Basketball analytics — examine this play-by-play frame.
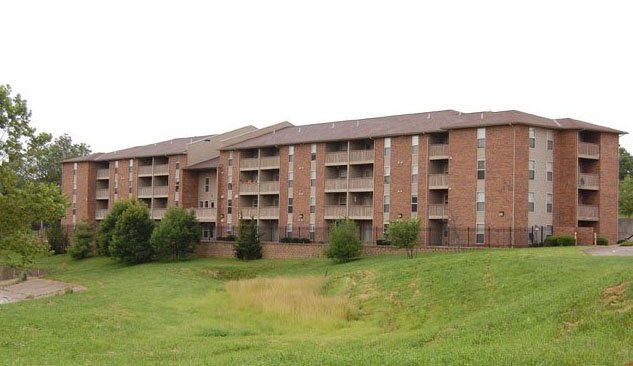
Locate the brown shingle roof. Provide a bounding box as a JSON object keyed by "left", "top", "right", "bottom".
{"left": 222, "top": 110, "right": 626, "bottom": 149}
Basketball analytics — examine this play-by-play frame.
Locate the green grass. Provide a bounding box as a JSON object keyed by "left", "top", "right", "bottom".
{"left": 2, "top": 247, "right": 633, "bottom": 365}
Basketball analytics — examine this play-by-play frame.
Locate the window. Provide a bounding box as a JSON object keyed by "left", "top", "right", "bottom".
{"left": 476, "top": 224, "right": 485, "bottom": 244}
{"left": 287, "top": 224, "right": 293, "bottom": 235}
{"left": 288, "top": 145, "right": 294, "bottom": 162}
{"left": 310, "top": 170, "right": 316, "bottom": 187}
{"left": 477, "top": 128, "right": 486, "bottom": 148}
{"left": 251, "top": 197, "right": 258, "bottom": 207}
{"left": 384, "top": 137, "right": 391, "bottom": 156}
{"left": 383, "top": 195, "right": 390, "bottom": 213}
{"left": 227, "top": 223, "right": 233, "bottom": 235}
{"left": 227, "top": 182, "right": 233, "bottom": 191}
{"left": 529, "top": 127, "right": 536, "bottom": 148}
{"left": 288, "top": 197, "right": 293, "bottom": 213}
{"left": 529, "top": 160, "right": 535, "bottom": 180}
{"left": 545, "top": 225, "right": 553, "bottom": 237}
{"left": 384, "top": 167, "right": 390, "bottom": 184}
{"left": 199, "top": 201, "right": 204, "bottom": 208}
{"left": 476, "top": 192, "right": 485, "bottom": 212}
{"left": 309, "top": 224, "right": 315, "bottom": 241}
{"left": 114, "top": 161, "right": 118, "bottom": 174}
{"left": 227, "top": 199, "right": 232, "bottom": 214}
{"left": 528, "top": 192, "right": 535, "bottom": 212}
{"left": 175, "top": 179, "right": 180, "bottom": 192}
{"left": 412, "top": 135, "right": 419, "bottom": 155}
{"left": 204, "top": 201, "right": 209, "bottom": 208}
{"left": 129, "top": 159, "right": 133, "bottom": 168}
{"left": 546, "top": 162, "right": 553, "bottom": 182}
{"left": 205, "top": 177, "right": 210, "bottom": 192}
{"left": 288, "top": 171, "right": 294, "bottom": 188}
{"left": 310, "top": 196, "right": 316, "bottom": 214}
{"left": 411, "top": 195, "right": 418, "bottom": 212}
{"left": 477, "top": 160, "right": 485, "bottom": 180}
{"left": 546, "top": 193, "right": 553, "bottom": 213}
{"left": 547, "top": 131, "right": 553, "bottom": 151}
{"left": 311, "top": 143, "right": 317, "bottom": 161}
{"left": 128, "top": 185, "right": 132, "bottom": 194}
{"left": 175, "top": 156, "right": 180, "bottom": 170}
{"left": 412, "top": 165, "right": 418, "bottom": 184}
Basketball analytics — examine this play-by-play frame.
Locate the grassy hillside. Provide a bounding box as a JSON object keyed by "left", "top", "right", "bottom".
{"left": 1, "top": 247, "right": 633, "bottom": 365}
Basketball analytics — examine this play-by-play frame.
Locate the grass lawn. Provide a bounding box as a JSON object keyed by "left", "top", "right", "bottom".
{"left": 2, "top": 247, "right": 633, "bottom": 365}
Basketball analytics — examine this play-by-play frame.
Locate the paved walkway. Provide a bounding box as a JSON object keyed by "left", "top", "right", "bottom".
{"left": 584, "top": 246, "right": 633, "bottom": 256}
{"left": 0, "top": 278, "right": 85, "bottom": 304}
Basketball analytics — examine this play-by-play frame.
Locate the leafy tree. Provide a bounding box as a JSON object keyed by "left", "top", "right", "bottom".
{"left": 69, "top": 221, "right": 95, "bottom": 260}
{"left": 110, "top": 201, "right": 154, "bottom": 264}
{"left": 620, "top": 147, "right": 633, "bottom": 180}
{"left": 234, "top": 216, "right": 262, "bottom": 260}
{"left": 47, "top": 221, "right": 70, "bottom": 254}
{"left": 325, "top": 218, "right": 362, "bottom": 263}
{"left": 386, "top": 218, "right": 421, "bottom": 258}
{"left": 29, "top": 133, "right": 91, "bottom": 185}
{"left": 97, "top": 199, "right": 136, "bottom": 256}
{"left": 620, "top": 176, "right": 633, "bottom": 218}
{"left": 151, "top": 207, "right": 201, "bottom": 260}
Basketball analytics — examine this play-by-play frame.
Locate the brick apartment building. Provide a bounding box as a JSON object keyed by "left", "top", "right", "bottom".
{"left": 62, "top": 110, "right": 624, "bottom": 246}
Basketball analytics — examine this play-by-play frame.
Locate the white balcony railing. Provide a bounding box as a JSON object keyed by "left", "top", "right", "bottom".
{"left": 325, "top": 151, "right": 348, "bottom": 165}
{"left": 153, "top": 164, "right": 169, "bottom": 175}
{"left": 153, "top": 185, "right": 168, "bottom": 197}
{"left": 240, "top": 158, "right": 259, "bottom": 170}
{"left": 349, "top": 149, "right": 374, "bottom": 163}
{"left": 348, "top": 177, "right": 374, "bottom": 191}
{"left": 96, "top": 188, "right": 109, "bottom": 200}
{"left": 138, "top": 165, "right": 153, "bottom": 176}
{"left": 325, "top": 205, "right": 347, "bottom": 218}
{"left": 325, "top": 179, "right": 348, "bottom": 191}
{"left": 259, "top": 206, "right": 279, "bottom": 219}
{"left": 194, "top": 208, "right": 217, "bottom": 221}
{"left": 95, "top": 209, "right": 108, "bottom": 220}
{"left": 152, "top": 209, "right": 167, "bottom": 220}
{"left": 259, "top": 156, "right": 280, "bottom": 169}
{"left": 259, "top": 181, "right": 280, "bottom": 194}
{"left": 96, "top": 169, "right": 110, "bottom": 179}
{"left": 429, "top": 144, "right": 449, "bottom": 159}
{"left": 578, "top": 174, "right": 600, "bottom": 190}
{"left": 240, "top": 182, "right": 259, "bottom": 194}
{"left": 429, "top": 174, "right": 449, "bottom": 189}
{"left": 241, "top": 207, "right": 258, "bottom": 218}
{"left": 137, "top": 186, "right": 153, "bottom": 197}
{"left": 349, "top": 205, "right": 373, "bottom": 218}
{"left": 578, "top": 142, "right": 600, "bottom": 159}
{"left": 578, "top": 205, "right": 599, "bottom": 221}
{"left": 429, "top": 204, "right": 448, "bottom": 219}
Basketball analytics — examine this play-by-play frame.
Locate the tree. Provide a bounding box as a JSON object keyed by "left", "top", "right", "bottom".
{"left": 151, "top": 207, "right": 201, "bottom": 260}
{"left": 325, "top": 218, "right": 362, "bottom": 263}
{"left": 234, "top": 216, "right": 262, "bottom": 260}
{"left": 29, "top": 133, "right": 91, "bottom": 185}
{"left": 110, "top": 201, "right": 154, "bottom": 264}
{"left": 620, "top": 176, "right": 633, "bottom": 218}
{"left": 620, "top": 147, "right": 633, "bottom": 180}
{"left": 47, "top": 221, "right": 70, "bottom": 254}
{"left": 68, "top": 221, "right": 95, "bottom": 260}
{"left": 386, "top": 218, "right": 421, "bottom": 258}
{"left": 97, "top": 199, "right": 136, "bottom": 256}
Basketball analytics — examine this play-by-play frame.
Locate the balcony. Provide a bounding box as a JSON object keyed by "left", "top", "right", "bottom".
{"left": 429, "top": 144, "right": 449, "bottom": 159}
{"left": 349, "top": 150, "right": 374, "bottom": 164}
{"left": 325, "top": 151, "right": 348, "bottom": 165}
{"left": 240, "top": 158, "right": 259, "bottom": 170}
{"left": 194, "top": 208, "right": 217, "bottom": 221}
{"left": 349, "top": 205, "right": 373, "bottom": 219}
{"left": 348, "top": 177, "right": 374, "bottom": 191}
{"left": 325, "top": 179, "right": 348, "bottom": 192}
{"left": 153, "top": 185, "right": 169, "bottom": 197}
{"left": 259, "top": 181, "right": 280, "bottom": 194}
{"left": 152, "top": 209, "right": 167, "bottom": 220}
{"left": 240, "top": 182, "right": 258, "bottom": 194}
{"left": 429, "top": 174, "right": 449, "bottom": 189}
{"left": 153, "top": 164, "right": 169, "bottom": 175}
{"left": 578, "top": 142, "right": 600, "bottom": 159}
{"left": 95, "top": 209, "right": 108, "bottom": 220}
{"left": 325, "top": 205, "right": 347, "bottom": 219}
{"left": 578, "top": 205, "right": 599, "bottom": 221}
{"left": 96, "top": 169, "right": 110, "bottom": 179}
{"left": 578, "top": 174, "right": 600, "bottom": 190}
{"left": 96, "top": 188, "right": 109, "bottom": 200}
{"left": 138, "top": 186, "right": 153, "bottom": 198}
{"left": 241, "top": 207, "right": 258, "bottom": 218}
{"left": 259, "top": 206, "right": 279, "bottom": 219}
{"left": 429, "top": 204, "right": 448, "bottom": 219}
{"left": 260, "top": 156, "right": 280, "bottom": 169}
{"left": 138, "top": 165, "right": 153, "bottom": 176}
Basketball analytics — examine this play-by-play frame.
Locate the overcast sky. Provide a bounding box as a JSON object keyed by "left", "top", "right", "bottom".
{"left": 2, "top": 0, "right": 631, "bottom": 153}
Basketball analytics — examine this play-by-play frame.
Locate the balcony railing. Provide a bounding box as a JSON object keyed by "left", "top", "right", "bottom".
{"left": 152, "top": 209, "right": 167, "bottom": 220}
{"left": 240, "top": 182, "right": 259, "bottom": 194}
{"left": 194, "top": 208, "right": 217, "bottom": 221}
{"left": 137, "top": 186, "right": 153, "bottom": 197}
{"left": 325, "top": 151, "right": 348, "bottom": 165}
{"left": 325, "top": 179, "right": 348, "bottom": 191}
{"left": 429, "top": 204, "right": 448, "bottom": 219}
{"left": 96, "top": 188, "right": 109, "bottom": 200}
{"left": 240, "top": 207, "right": 258, "bottom": 218}
{"left": 578, "top": 142, "right": 600, "bottom": 159}
{"left": 259, "top": 181, "right": 280, "bottom": 194}
{"left": 95, "top": 209, "right": 108, "bottom": 220}
{"left": 349, "top": 149, "right": 374, "bottom": 164}
{"left": 96, "top": 169, "right": 110, "bottom": 179}
{"left": 429, "top": 174, "right": 449, "bottom": 189}
{"left": 578, "top": 174, "right": 600, "bottom": 190}
{"left": 239, "top": 158, "right": 259, "bottom": 170}
{"left": 138, "top": 165, "right": 153, "bottom": 176}
{"left": 348, "top": 205, "right": 373, "bottom": 219}
{"left": 325, "top": 205, "right": 347, "bottom": 218}
{"left": 260, "top": 156, "right": 280, "bottom": 169}
{"left": 348, "top": 177, "right": 374, "bottom": 191}
{"left": 153, "top": 164, "right": 169, "bottom": 175}
{"left": 578, "top": 205, "right": 599, "bottom": 221}
{"left": 429, "top": 144, "right": 449, "bottom": 159}
{"left": 153, "top": 185, "right": 169, "bottom": 197}
{"left": 259, "top": 206, "right": 279, "bottom": 219}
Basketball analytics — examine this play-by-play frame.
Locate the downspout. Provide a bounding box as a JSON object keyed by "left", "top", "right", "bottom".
{"left": 511, "top": 123, "right": 516, "bottom": 247}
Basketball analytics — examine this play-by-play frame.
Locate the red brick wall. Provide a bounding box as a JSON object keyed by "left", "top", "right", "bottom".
{"left": 315, "top": 143, "right": 327, "bottom": 242}
{"left": 116, "top": 159, "right": 130, "bottom": 200}
{"left": 278, "top": 145, "right": 289, "bottom": 231}
{"left": 598, "top": 133, "right": 619, "bottom": 244}
{"left": 390, "top": 136, "right": 412, "bottom": 219}
{"left": 231, "top": 152, "right": 240, "bottom": 228}
{"left": 554, "top": 130, "right": 578, "bottom": 229}
{"left": 292, "top": 144, "right": 311, "bottom": 234}
{"left": 448, "top": 129, "right": 477, "bottom": 229}
{"left": 417, "top": 135, "right": 428, "bottom": 244}
{"left": 373, "top": 138, "right": 385, "bottom": 236}
{"left": 61, "top": 162, "right": 74, "bottom": 226}
{"left": 217, "top": 151, "right": 229, "bottom": 230}
{"left": 68, "top": 161, "right": 97, "bottom": 224}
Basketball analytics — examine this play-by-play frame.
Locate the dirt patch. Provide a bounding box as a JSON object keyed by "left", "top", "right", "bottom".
{"left": 0, "top": 278, "right": 85, "bottom": 305}
{"left": 584, "top": 246, "right": 633, "bottom": 256}
{"left": 601, "top": 282, "right": 633, "bottom": 313}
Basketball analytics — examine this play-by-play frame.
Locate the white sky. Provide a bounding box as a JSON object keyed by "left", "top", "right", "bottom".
{"left": 2, "top": 0, "right": 631, "bottom": 153}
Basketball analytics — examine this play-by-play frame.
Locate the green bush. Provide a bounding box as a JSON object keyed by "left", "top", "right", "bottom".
{"left": 544, "top": 236, "right": 559, "bottom": 247}
{"left": 68, "top": 221, "right": 95, "bottom": 260}
{"left": 217, "top": 235, "right": 236, "bottom": 242}
{"left": 151, "top": 208, "right": 201, "bottom": 260}
{"left": 110, "top": 201, "right": 154, "bottom": 264}
{"left": 596, "top": 237, "right": 609, "bottom": 246}
{"left": 619, "top": 241, "right": 633, "bottom": 246}
{"left": 376, "top": 239, "right": 390, "bottom": 246}
{"left": 47, "top": 221, "right": 69, "bottom": 254}
{"left": 97, "top": 199, "right": 136, "bottom": 256}
{"left": 558, "top": 235, "right": 576, "bottom": 246}
{"left": 280, "top": 237, "right": 311, "bottom": 244}
{"left": 325, "top": 218, "right": 362, "bottom": 263}
{"left": 234, "top": 218, "right": 262, "bottom": 260}
{"left": 386, "top": 218, "right": 421, "bottom": 258}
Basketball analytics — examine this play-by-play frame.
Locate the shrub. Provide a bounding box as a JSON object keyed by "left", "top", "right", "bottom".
{"left": 544, "top": 236, "right": 559, "bottom": 246}
{"left": 376, "top": 239, "right": 390, "bottom": 246}
{"left": 217, "top": 235, "right": 236, "bottom": 242}
{"left": 596, "top": 237, "right": 609, "bottom": 246}
{"left": 325, "top": 218, "right": 362, "bottom": 263}
{"left": 97, "top": 199, "right": 136, "bottom": 256}
{"left": 234, "top": 218, "right": 262, "bottom": 260}
{"left": 280, "top": 237, "right": 311, "bottom": 244}
{"left": 151, "top": 208, "right": 201, "bottom": 260}
{"left": 558, "top": 235, "right": 576, "bottom": 246}
{"left": 386, "top": 218, "right": 421, "bottom": 258}
{"left": 68, "top": 221, "right": 95, "bottom": 260}
{"left": 47, "top": 221, "right": 69, "bottom": 254}
{"left": 110, "top": 201, "right": 154, "bottom": 264}
{"left": 620, "top": 241, "right": 633, "bottom": 246}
